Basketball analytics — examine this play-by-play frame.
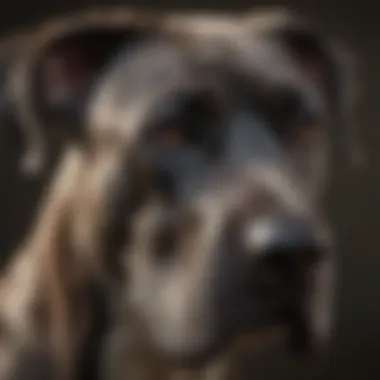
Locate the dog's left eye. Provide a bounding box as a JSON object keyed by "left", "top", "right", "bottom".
{"left": 156, "top": 127, "right": 186, "bottom": 147}
{"left": 149, "top": 91, "right": 220, "bottom": 149}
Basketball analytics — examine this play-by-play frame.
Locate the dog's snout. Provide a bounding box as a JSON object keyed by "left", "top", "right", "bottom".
{"left": 245, "top": 214, "right": 322, "bottom": 266}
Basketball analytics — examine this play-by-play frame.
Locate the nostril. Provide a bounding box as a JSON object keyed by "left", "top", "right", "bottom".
{"left": 265, "top": 245, "right": 320, "bottom": 269}
{"left": 244, "top": 215, "right": 322, "bottom": 266}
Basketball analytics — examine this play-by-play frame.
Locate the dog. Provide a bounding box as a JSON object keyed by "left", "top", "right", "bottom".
{"left": 0, "top": 7, "right": 359, "bottom": 380}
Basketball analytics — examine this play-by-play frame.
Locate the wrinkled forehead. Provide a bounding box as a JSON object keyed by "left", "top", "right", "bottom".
{"left": 88, "top": 26, "right": 324, "bottom": 139}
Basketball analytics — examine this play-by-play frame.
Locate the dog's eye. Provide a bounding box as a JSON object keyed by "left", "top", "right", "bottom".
{"left": 155, "top": 122, "right": 208, "bottom": 148}
{"left": 262, "top": 88, "right": 320, "bottom": 145}
{"left": 157, "top": 127, "right": 186, "bottom": 147}
{"left": 150, "top": 91, "right": 219, "bottom": 149}
{"left": 288, "top": 124, "right": 320, "bottom": 151}
{"left": 287, "top": 109, "right": 321, "bottom": 149}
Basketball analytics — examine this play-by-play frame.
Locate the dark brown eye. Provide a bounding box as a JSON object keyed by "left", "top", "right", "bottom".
{"left": 261, "top": 87, "right": 319, "bottom": 144}
{"left": 149, "top": 90, "right": 220, "bottom": 150}
{"left": 289, "top": 125, "right": 320, "bottom": 150}
{"left": 157, "top": 127, "right": 186, "bottom": 147}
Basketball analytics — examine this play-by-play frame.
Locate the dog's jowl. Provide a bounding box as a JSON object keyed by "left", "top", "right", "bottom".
{"left": 0, "top": 9, "right": 355, "bottom": 380}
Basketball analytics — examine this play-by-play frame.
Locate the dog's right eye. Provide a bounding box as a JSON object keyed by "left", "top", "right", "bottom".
{"left": 155, "top": 125, "right": 187, "bottom": 148}
{"left": 253, "top": 86, "right": 320, "bottom": 146}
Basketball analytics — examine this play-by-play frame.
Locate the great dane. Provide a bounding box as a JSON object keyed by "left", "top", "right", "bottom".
{"left": 0, "top": 7, "right": 360, "bottom": 380}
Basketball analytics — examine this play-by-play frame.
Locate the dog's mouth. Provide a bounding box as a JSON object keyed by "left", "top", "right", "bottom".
{"left": 169, "top": 298, "right": 313, "bottom": 370}
{"left": 136, "top": 226, "right": 333, "bottom": 372}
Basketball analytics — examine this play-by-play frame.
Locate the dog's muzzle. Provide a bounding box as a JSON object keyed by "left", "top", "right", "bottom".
{"left": 171, "top": 171, "right": 335, "bottom": 366}
{"left": 154, "top": 173, "right": 334, "bottom": 368}
{"left": 243, "top": 212, "right": 331, "bottom": 350}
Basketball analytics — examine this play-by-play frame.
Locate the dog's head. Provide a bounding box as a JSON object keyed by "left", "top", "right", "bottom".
{"left": 4, "top": 8, "right": 357, "bottom": 375}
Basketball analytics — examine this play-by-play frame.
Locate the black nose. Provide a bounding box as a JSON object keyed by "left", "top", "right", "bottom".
{"left": 248, "top": 214, "right": 323, "bottom": 267}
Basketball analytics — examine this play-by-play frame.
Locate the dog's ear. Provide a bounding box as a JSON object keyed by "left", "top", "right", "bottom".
{"left": 247, "top": 10, "right": 365, "bottom": 167}
{"left": 0, "top": 8, "right": 157, "bottom": 175}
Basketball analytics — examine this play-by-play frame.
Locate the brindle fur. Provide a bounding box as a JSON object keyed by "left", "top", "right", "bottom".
{"left": 0, "top": 7, "right": 357, "bottom": 380}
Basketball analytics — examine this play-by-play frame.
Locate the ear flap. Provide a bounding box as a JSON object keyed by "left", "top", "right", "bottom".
{"left": 246, "top": 10, "right": 365, "bottom": 168}
{"left": 0, "top": 8, "right": 156, "bottom": 176}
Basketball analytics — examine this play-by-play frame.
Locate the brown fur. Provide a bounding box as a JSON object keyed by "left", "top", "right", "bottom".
{"left": 0, "top": 7, "right": 357, "bottom": 380}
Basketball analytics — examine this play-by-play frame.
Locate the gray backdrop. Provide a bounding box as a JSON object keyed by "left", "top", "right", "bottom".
{"left": 0, "top": 1, "right": 378, "bottom": 379}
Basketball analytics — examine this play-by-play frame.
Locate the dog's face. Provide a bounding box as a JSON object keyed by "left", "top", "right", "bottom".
{"left": 73, "top": 12, "right": 343, "bottom": 367}
{"left": 2, "top": 9, "right": 352, "bottom": 373}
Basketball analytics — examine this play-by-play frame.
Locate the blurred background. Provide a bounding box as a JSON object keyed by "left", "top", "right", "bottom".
{"left": 0, "top": 1, "right": 378, "bottom": 379}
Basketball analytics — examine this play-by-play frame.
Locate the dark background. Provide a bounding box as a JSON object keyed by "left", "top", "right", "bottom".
{"left": 0, "top": 1, "right": 378, "bottom": 379}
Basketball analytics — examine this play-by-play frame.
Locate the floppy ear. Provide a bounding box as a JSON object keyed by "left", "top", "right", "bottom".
{"left": 247, "top": 10, "right": 365, "bottom": 168}
{"left": 0, "top": 8, "right": 157, "bottom": 176}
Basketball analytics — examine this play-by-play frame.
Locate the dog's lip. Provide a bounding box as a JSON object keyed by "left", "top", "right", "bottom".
{"left": 230, "top": 325, "right": 289, "bottom": 355}
{"left": 169, "top": 297, "right": 314, "bottom": 369}
{"left": 168, "top": 311, "right": 289, "bottom": 369}
{"left": 169, "top": 322, "right": 288, "bottom": 370}
{"left": 169, "top": 331, "right": 232, "bottom": 369}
